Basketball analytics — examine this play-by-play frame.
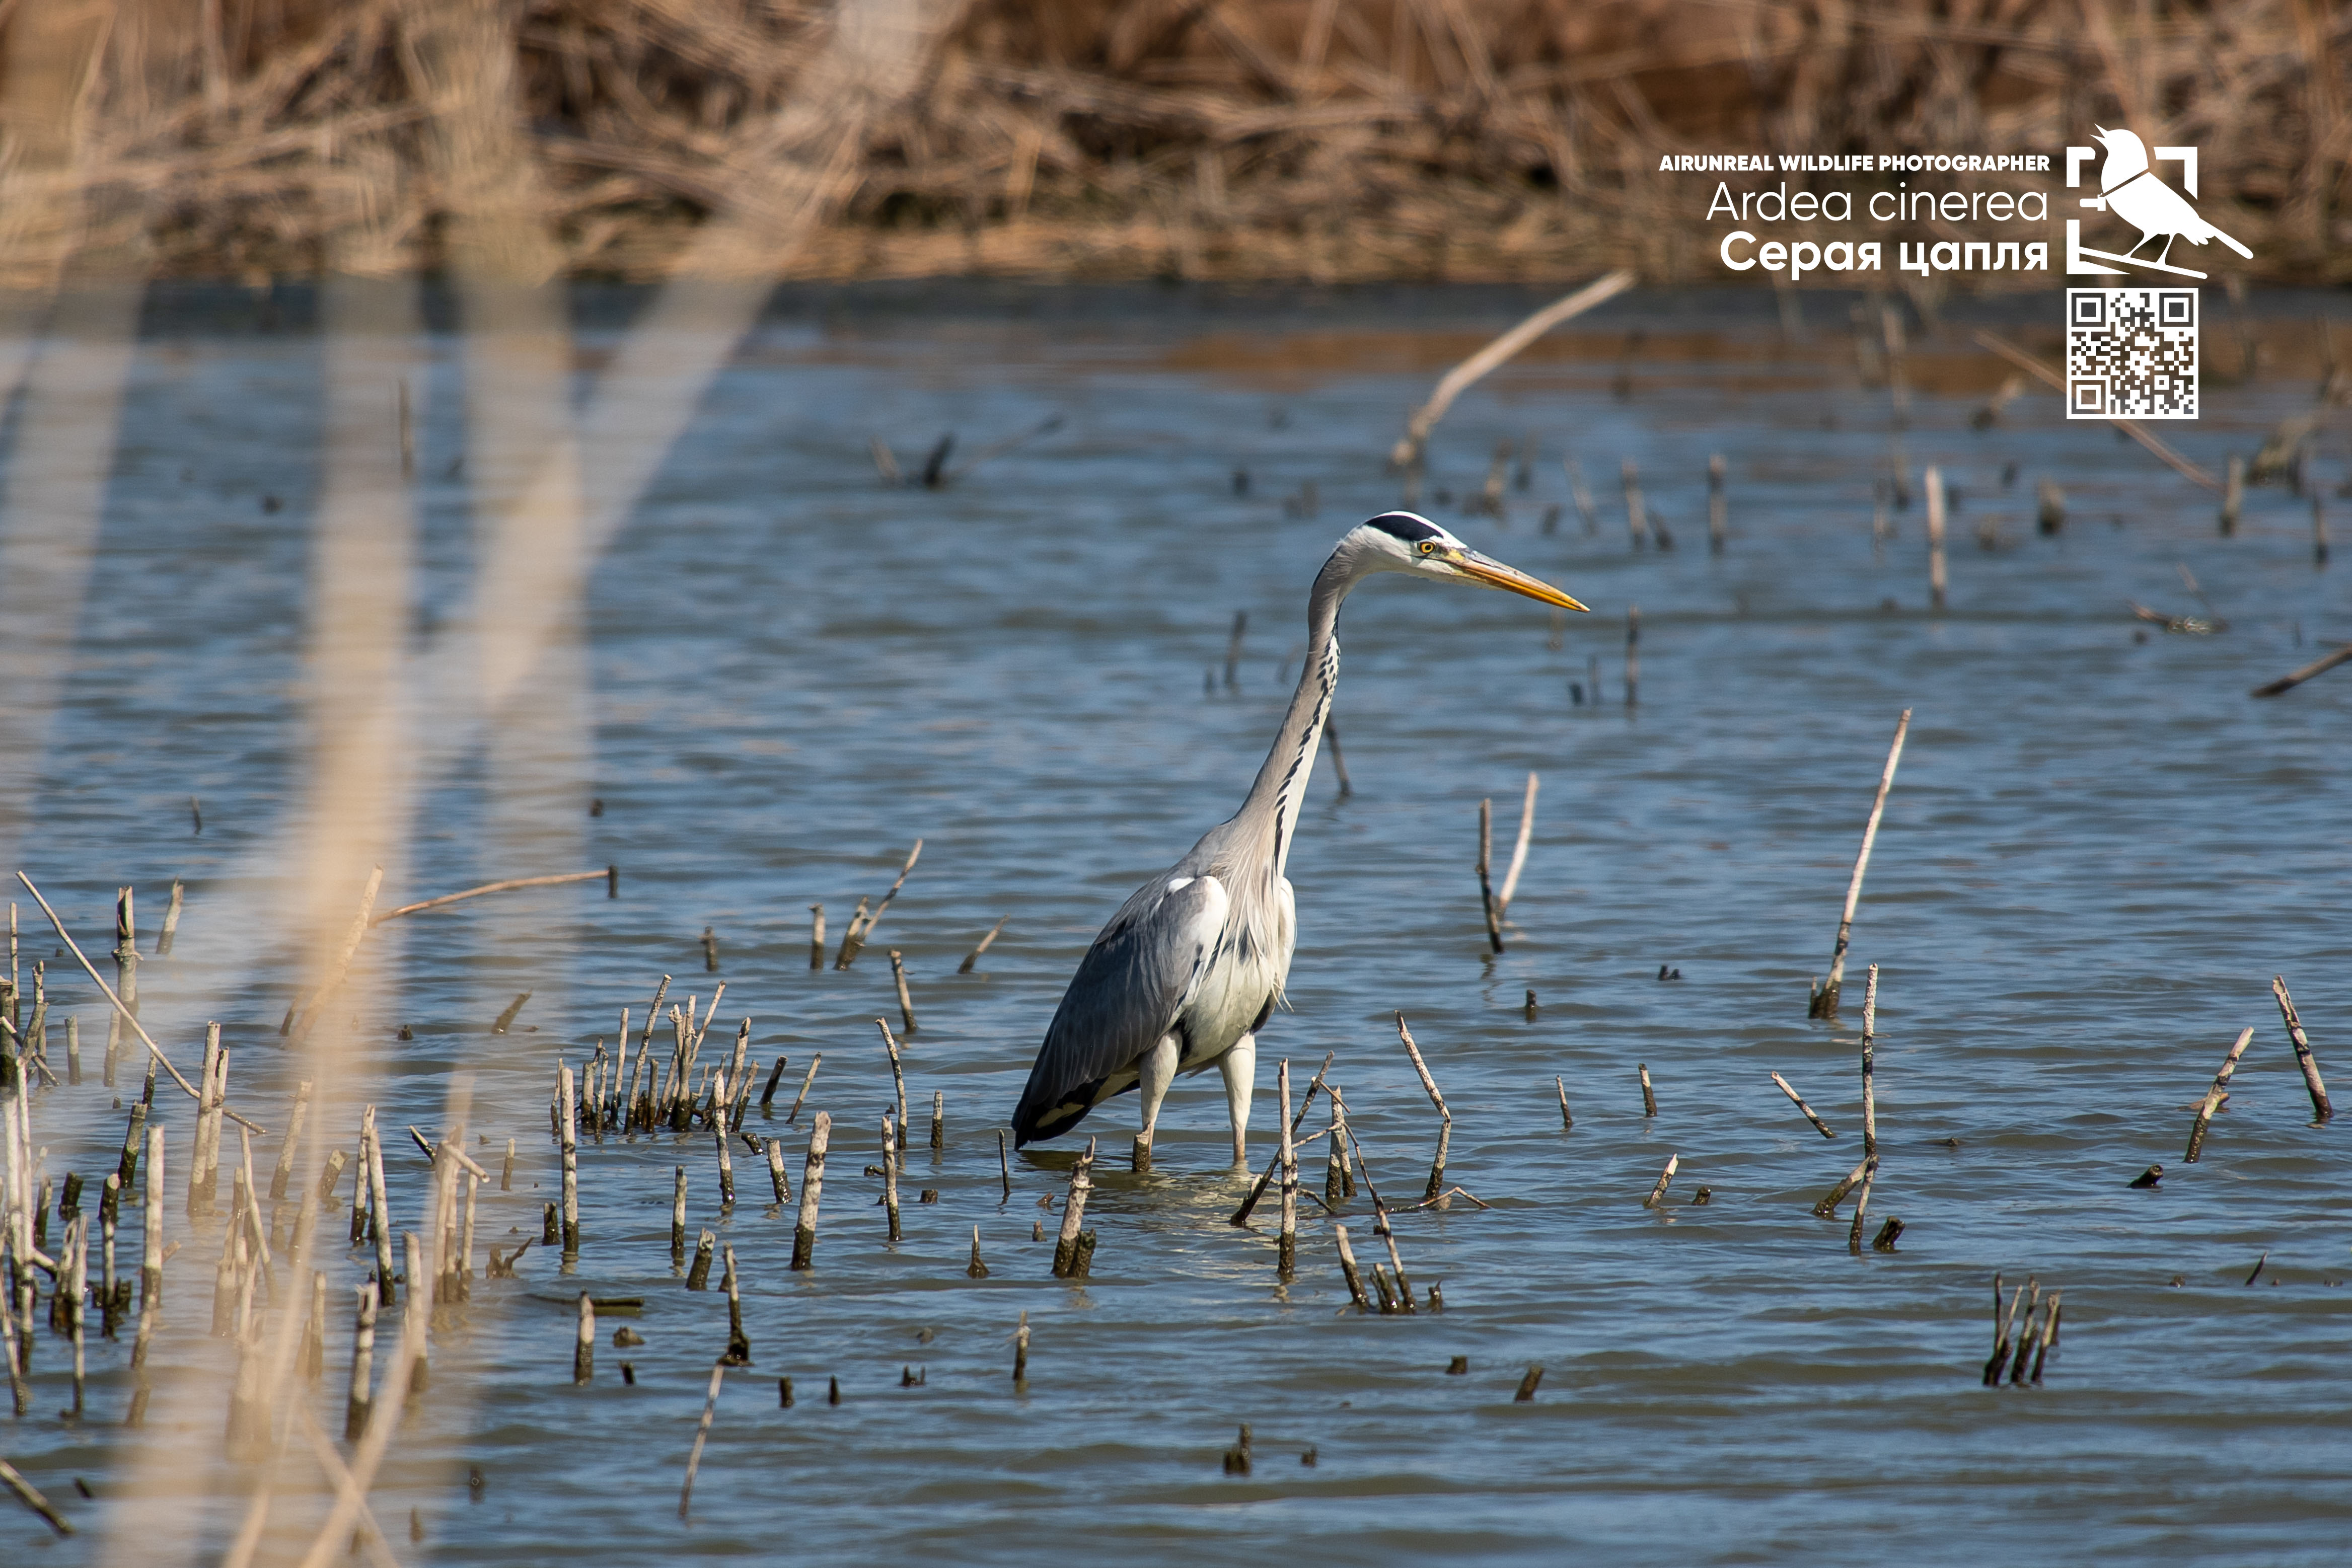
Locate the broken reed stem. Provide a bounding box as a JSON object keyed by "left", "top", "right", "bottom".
{"left": 1334, "top": 1224, "right": 1371, "bottom": 1309}
{"left": 835, "top": 840, "right": 922, "bottom": 969}
{"left": 807, "top": 905, "right": 825, "bottom": 970}
{"left": 270, "top": 1080, "right": 312, "bottom": 1201}
{"left": 2272, "top": 976, "right": 2333, "bottom": 1122}
{"left": 1639, "top": 1062, "right": 1657, "bottom": 1117}
{"left": 1984, "top": 1279, "right": 2027, "bottom": 1384}
{"left": 1476, "top": 798, "right": 1503, "bottom": 952}
{"left": 2185, "top": 1027, "right": 2256, "bottom": 1162}
{"left": 875, "top": 1020, "right": 909, "bottom": 1147}
{"left": 889, "top": 950, "right": 918, "bottom": 1035}
{"left": 1770, "top": 1073, "right": 1838, "bottom": 1139}
{"left": 559, "top": 1064, "right": 579, "bottom": 1259}
{"left": 1813, "top": 1157, "right": 1870, "bottom": 1218}
{"left": 573, "top": 1292, "right": 595, "bottom": 1384}
{"left": 790, "top": 1113, "right": 830, "bottom": 1270}
{"left": 785, "top": 1054, "right": 821, "bottom": 1124}
{"left": 371, "top": 869, "right": 607, "bottom": 925}
{"left": 1861, "top": 964, "right": 1879, "bottom": 1159}
{"left": 1388, "top": 271, "right": 1636, "bottom": 470}
{"left": 364, "top": 1117, "right": 394, "bottom": 1306}
{"left": 1557, "top": 1075, "right": 1573, "bottom": 1130}
{"left": 766, "top": 1138, "right": 789, "bottom": 1204}
{"left": 1497, "top": 772, "right": 1538, "bottom": 915}
{"left": 958, "top": 917, "right": 1009, "bottom": 975}
{"left": 715, "top": 1118, "right": 736, "bottom": 1210}
{"left": 1276, "top": 1060, "right": 1297, "bottom": 1278}
{"left": 678, "top": 1364, "right": 726, "bottom": 1517}
{"left": 1846, "top": 1155, "right": 1880, "bottom": 1253}
{"left": 998, "top": 1127, "right": 1012, "bottom": 1198}
{"left": 1051, "top": 1138, "right": 1096, "bottom": 1279}
{"left": 722, "top": 1245, "right": 749, "bottom": 1362}
{"left": 1811, "top": 710, "right": 1912, "bottom": 1018}
{"left": 671, "top": 1167, "right": 689, "bottom": 1260}
{"left": 1394, "top": 1014, "right": 1452, "bottom": 1202}
{"left": 1643, "top": 1154, "right": 1679, "bottom": 1208}
{"left": 1228, "top": 1055, "right": 1334, "bottom": 1225}
{"left": 882, "top": 1112, "right": 901, "bottom": 1243}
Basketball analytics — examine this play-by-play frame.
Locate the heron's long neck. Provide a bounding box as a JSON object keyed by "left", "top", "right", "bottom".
{"left": 1233, "top": 557, "right": 1351, "bottom": 880}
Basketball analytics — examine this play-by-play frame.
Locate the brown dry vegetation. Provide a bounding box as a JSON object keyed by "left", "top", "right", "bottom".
{"left": 2, "top": 0, "right": 2346, "bottom": 287}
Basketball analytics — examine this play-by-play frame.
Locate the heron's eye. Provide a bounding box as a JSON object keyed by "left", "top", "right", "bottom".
{"left": 1417, "top": 540, "right": 1437, "bottom": 555}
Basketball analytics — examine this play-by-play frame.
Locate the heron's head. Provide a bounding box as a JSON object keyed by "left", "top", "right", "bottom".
{"left": 1342, "top": 511, "right": 1589, "bottom": 611}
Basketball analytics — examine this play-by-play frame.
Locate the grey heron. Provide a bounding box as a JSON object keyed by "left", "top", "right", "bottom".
{"left": 1010, "top": 511, "right": 1586, "bottom": 1168}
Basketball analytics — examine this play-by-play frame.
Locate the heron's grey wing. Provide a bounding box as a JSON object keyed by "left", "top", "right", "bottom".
{"left": 1011, "top": 873, "right": 1227, "bottom": 1145}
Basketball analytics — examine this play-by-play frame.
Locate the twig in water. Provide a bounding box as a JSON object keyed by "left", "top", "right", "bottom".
{"left": 678, "top": 1363, "right": 726, "bottom": 1518}
{"left": 371, "top": 869, "right": 607, "bottom": 925}
{"left": 1388, "top": 272, "right": 1636, "bottom": 472}
{"left": 1395, "top": 1014, "right": 1452, "bottom": 1202}
{"left": 1639, "top": 1063, "right": 1657, "bottom": 1118}
{"left": 1643, "top": 1155, "right": 1678, "bottom": 1207}
{"left": 889, "top": 951, "right": 918, "bottom": 1035}
{"left": 2250, "top": 643, "right": 2352, "bottom": 698}
{"left": 1770, "top": 1073, "right": 1838, "bottom": 1139}
{"left": 785, "top": 1055, "right": 821, "bottom": 1124}
{"left": 1808, "top": 711, "right": 1912, "bottom": 1018}
{"left": 2271, "top": 976, "right": 2333, "bottom": 1122}
{"left": 836, "top": 841, "right": 922, "bottom": 969}
{"left": 1972, "top": 331, "right": 2219, "bottom": 489}
{"left": 1497, "top": 772, "right": 1538, "bottom": 917}
{"left": 1476, "top": 799, "right": 1503, "bottom": 952}
{"left": 2186, "top": 1028, "right": 2256, "bottom": 1162}
{"left": 958, "top": 917, "right": 1008, "bottom": 975}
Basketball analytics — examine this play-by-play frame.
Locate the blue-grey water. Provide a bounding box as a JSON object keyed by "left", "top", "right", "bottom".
{"left": 4, "top": 282, "right": 2350, "bottom": 1565}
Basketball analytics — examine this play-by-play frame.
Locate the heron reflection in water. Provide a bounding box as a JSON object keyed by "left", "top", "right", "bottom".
{"left": 1011, "top": 512, "right": 1586, "bottom": 1169}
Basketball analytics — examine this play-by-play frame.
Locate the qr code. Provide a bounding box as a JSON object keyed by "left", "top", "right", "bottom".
{"left": 2066, "top": 288, "right": 2197, "bottom": 419}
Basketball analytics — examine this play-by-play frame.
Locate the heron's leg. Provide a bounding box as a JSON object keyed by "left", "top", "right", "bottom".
{"left": 1219, "top": 1034, "right": 1258, "bottom": 1168}
{"left": 1132, "top": 1034, "right": 1179, "bottom": 1172}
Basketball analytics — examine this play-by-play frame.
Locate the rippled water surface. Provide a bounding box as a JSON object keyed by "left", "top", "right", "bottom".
{"left": 5, "top": 282, "right": 2351, "bottom": 1564}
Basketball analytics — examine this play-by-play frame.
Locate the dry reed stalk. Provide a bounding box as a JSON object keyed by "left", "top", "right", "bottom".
{"left": 2186, "top": 1027, "right": 2256, "bottom": 1162}
{"left": 573, "top": 1291, "right": 594, "bottom": 1385}
{"left": 890, "top": 949, "right": 919, "bottom": 1035}
{"left": 1861, "top": 964, "right": 1880, "bottom": 1158}
{"left": 346, "top": 1281, "right": 379, "bottom": 1439}
{"left": 766, "top": 1138, "right": 790, "bottom": 1205}
{"left": 715, "top": 1118, "right": 736, "bottom": 1211}
{"left": 882, "top": 1111, "right": 902, "bottom": 1243}
{"left": 1846, "top": 1155, "right": 1879, "bottom": 1254}
{"left": 270, "top": 1080, "right": 313, "bottom": 1201}
{"left": 1497, "top": 771, "right": 1538, "bottom": 916}
{"left": 876, "top": 1019, "right": 910, "bottom": 1147}
{"left": 2271, "top": 976, "right": 2333, "bottom": 1122}
{"left": 790, "top": 1113, "right": 830, "bottom": 1271}
{"left": 15, "top": 872, "right": 254, "bottom": 1126}
{"left": 679, "top": 1362, "right": 727, "bottom": 1517}
{"left": 1395, "top": 1014, "right": 1453, "bottom": 1202}
{"left": 1334, "top": 1224, "right": 1371, "bottom": 1309}
{"left": 365, "top": 1116, "right": 395, "bottom": 1305}
{"left": 2250, "top": 643, "right": 2352, "bottom": 698}
{"left": 1639, "top": 1062, "right": 1657, "bottom": 1117}
{"left": 786, "top": 1054, "right": 822, "bottom": 1124}
{"left": 0, "top": 1455, "right": 71, "bottom": 1536}
{"left": 723, "top": 1244, "right": 750, "bottom": 1362}
{"left": 960, "top": 916, "right": 1010, "bottom": 974}
{"left": 836, "top": 841, "right": 923, "bottom": 969}
{"left": 1770, "top": 1073, "right": 1838, "bottom": 1139}
{"left": 1472, "top": 799, "right": 1506, "bottom": 951}
{"left": 1643, "top": 1154, "right": 1678, "bottom": 1208}
{"left": 559, "top": 1063, "right": 579, "bottom": 1259}
{"left": 1971, "top": 333, "right": 2219, "bottom": 490}
{"left": 1388, "top": 272, "right": 1635, "bottom": 470}
{"left": 370, "top": 868, "right": 607, "bottom": 924}
{"left": 1276, "top": 1059, "right": 1297, "bottom": 1277}
{"left": 672, "top": 1167, "right": 688, "bottom": 1262}
{"left": 1809, "top": 711, "right": 1911, "bottom": 1019}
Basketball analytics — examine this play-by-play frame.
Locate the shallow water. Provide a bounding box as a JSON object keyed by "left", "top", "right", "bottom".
{"left": 5, "top": 282, "right": 2351, "bottom": 1565}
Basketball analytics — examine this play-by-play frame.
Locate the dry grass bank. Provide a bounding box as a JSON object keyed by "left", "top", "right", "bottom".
{"left": 1, "top": 0, "right": 2344, "bottom": 287}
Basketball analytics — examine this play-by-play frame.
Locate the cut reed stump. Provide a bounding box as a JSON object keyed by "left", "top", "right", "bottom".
{"left": 573, "top": 1293, "right": 595, "bottom": 1384}
{"left": 959, "top": 916, "right": 1010, "bottom": 975}
{"left": 790, "top": 1113, "right": 830, "bottom": 1270}
{"left": 1334, "top": 1225, "right": 1371, "bottom": 1310}
{"left": 2186, "top": 1028, "right": 2256, "bottom": 1162}
{"left": 1809, "top": 712, "right": 1912, "bottom": 1018}
{"left": 1643, "top": 1155, "right": 1678, "bottom": 1208}
{"left": 1051, "top": 1139, "right": 1098, "bottom": 1279}
{"left": 2272, "top": 976, "right": 2333, "bottom": 1122}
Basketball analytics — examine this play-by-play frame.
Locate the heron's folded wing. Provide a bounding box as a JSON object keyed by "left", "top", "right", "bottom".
{"left": 1012, "top": 874, "right": 1227, "bottom": 1143}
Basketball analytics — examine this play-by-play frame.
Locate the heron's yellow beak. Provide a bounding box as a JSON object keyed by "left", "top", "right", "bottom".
{"left": 1451, "top": 549, "right": 1589, "bottom": 612}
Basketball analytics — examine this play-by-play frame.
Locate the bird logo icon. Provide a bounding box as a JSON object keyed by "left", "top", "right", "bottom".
{"left": 2067, "top": 127, "right": 2251, "bottom": 279}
